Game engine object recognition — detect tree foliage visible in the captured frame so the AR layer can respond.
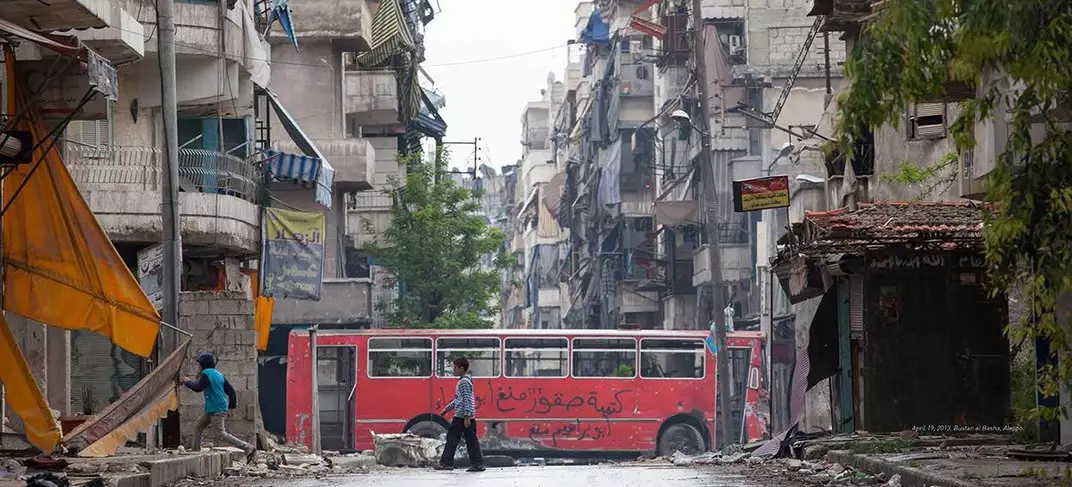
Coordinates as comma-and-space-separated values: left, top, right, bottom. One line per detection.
366, 150, 512, 329
835, 0, 1072, 408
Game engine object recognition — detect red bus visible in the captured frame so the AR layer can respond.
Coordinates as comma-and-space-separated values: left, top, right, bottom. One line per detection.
285, 329, 769, 455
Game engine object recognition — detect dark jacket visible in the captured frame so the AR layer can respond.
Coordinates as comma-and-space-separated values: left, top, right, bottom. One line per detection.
183, 352, 237, 410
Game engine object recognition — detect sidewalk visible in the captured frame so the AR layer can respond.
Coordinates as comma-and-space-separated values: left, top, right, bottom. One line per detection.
826, 446, 1071, 487
0, 449, 245, 487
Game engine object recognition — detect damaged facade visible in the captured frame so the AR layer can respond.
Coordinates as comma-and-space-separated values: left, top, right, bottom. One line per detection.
773, 202, 1009, 436
2, 0, 446, 456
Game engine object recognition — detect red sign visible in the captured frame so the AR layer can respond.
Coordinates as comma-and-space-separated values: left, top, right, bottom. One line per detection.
733, 175, 791, 212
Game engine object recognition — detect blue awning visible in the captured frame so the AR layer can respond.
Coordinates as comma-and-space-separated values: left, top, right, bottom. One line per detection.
263, 150, 320, 184
260, 85, 334, 209
258, 0, 299, 51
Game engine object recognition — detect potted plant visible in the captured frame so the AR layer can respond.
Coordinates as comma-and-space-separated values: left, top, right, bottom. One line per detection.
59, 386, 97, 435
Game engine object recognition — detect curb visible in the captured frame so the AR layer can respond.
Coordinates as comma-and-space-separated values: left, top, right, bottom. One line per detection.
111, 451, 242, 487
825, 450, 979, 487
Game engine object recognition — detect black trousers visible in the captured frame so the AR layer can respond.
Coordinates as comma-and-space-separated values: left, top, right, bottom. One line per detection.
440, 417, 484, 467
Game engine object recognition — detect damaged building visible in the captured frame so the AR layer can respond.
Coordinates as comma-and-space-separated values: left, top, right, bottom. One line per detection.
773, 202, 1010, 435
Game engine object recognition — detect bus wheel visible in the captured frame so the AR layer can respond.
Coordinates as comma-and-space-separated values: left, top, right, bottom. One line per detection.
407, 420, 447, 440
658, 423, 705, 457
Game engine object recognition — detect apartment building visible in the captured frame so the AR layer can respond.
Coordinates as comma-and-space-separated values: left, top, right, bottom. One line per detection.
0, 0, 294, 447
256, 0, 446, 445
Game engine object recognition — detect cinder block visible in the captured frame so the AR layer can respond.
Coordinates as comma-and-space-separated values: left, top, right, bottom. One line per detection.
237, 300, 255, 315
208, 300, 240, 316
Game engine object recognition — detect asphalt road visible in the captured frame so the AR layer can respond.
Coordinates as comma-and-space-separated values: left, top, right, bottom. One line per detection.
261, 464, 784, 487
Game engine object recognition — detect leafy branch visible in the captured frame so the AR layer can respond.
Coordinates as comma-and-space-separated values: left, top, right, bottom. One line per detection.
880, 152, 960, 201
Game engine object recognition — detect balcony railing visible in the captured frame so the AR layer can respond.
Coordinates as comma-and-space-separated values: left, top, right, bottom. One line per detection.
65, 145, 263, 203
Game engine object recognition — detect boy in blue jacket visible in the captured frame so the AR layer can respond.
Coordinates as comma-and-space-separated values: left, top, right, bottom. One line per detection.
182, 352, 256, 460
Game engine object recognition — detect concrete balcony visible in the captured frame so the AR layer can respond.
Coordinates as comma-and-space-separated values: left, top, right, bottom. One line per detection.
65, 145, 262, 254
123, 0, 244, 61
64, 7, 146, 65
265, 0, 373, 46
344, 69, 401, 127
276, 138, 375, 191
6, 0, 119, 31
271, 278, 372, 325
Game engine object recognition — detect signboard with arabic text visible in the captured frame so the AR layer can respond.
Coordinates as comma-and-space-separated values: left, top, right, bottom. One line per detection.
732, 175, 791, 212
261, 208, 325, 301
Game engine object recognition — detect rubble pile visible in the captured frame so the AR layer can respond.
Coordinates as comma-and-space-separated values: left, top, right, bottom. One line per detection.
658, 449, 913, 485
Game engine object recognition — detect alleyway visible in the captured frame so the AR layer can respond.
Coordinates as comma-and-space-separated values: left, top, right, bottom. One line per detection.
232, 465, 794, 487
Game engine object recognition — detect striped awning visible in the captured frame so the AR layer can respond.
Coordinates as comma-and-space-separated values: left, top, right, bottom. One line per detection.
356, 0, 414, 69
260, 85, 334, 209
263, 150, 321, 185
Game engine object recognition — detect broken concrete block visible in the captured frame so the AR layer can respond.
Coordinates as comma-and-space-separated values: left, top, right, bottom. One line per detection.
373, 433, 444, 468
282, 453, 323, 466
328, 454, 377, 470
886, 473, 903, 487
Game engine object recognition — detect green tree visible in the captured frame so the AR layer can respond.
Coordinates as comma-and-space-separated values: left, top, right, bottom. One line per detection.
366, 150, 512, 329
833, 0, 1072, 414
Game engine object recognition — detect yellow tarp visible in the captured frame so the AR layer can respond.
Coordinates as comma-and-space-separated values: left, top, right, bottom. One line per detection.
78, 387, 178, 458
255, 296, 274, 351
2, 47, 161, 358
0, 314, 62, 452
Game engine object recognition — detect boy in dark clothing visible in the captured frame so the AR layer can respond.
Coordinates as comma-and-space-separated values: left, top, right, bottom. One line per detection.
182, 352, 256, 461
436, 356, 485, 472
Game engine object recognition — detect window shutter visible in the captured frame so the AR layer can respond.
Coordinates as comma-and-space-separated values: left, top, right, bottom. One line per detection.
80, 121, 98, 147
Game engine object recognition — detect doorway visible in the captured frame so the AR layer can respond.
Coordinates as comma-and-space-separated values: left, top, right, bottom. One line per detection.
317, 346, 357, 451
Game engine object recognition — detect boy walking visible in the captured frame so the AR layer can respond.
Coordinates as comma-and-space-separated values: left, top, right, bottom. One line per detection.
182, 352, 256, 461
436, 356, 485, 472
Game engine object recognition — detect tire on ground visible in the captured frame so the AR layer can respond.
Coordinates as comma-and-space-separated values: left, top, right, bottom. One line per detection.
407, 420, 447, 440
657, 423, 705, 456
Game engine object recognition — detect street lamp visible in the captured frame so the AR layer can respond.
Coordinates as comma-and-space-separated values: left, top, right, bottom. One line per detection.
766, 141, 796, 175
671, 109, 706, 141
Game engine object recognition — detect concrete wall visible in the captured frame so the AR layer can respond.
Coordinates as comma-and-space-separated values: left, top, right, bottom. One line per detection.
270, 41, 344, 141
178, 292, 258, 448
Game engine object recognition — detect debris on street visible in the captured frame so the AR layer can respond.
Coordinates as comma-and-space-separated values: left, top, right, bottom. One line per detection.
372, 433, 444, 468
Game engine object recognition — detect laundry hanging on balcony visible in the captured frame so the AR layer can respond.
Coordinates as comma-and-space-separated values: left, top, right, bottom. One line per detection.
2, 47, 161, 359
259, 85, 335, 208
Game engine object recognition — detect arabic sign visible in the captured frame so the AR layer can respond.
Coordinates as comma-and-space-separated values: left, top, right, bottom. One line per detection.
19, 60, 109, 120
137, 244, 164, 311
261, 208, 325, 300
732, 175, 790, 212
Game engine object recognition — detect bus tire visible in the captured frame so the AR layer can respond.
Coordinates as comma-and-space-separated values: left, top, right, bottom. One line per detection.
657, 423, 705, 457
407, 420, 447, 440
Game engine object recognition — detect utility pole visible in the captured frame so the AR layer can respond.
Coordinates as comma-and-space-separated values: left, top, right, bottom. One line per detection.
690, 0, 733, 449
157, 0, 182, 347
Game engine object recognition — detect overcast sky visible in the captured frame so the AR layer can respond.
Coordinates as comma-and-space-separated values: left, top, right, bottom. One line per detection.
422, 0, 581, 172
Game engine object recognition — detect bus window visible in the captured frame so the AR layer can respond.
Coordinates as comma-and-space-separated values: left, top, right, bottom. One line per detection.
639, 339, 705, 379
504, 338, 568, 378
367, 337, 433, 378
572, 338, 636, 378
436, 337, 501, 378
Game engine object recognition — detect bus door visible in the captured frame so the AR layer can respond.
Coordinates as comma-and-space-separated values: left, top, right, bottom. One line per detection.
316, 345, 357, 451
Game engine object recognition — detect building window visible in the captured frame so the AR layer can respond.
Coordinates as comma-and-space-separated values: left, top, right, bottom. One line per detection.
367, 338, 433, 378
504, 338, 568, 378
572, 338, 637, 378
907, 103, 948, 140
435, 337, 501, 378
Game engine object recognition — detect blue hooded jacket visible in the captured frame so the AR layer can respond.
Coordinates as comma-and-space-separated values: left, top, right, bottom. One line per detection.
183, 352, 237, 414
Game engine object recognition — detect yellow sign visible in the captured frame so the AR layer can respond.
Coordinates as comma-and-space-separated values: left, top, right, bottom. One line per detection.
733, 176, 791, 212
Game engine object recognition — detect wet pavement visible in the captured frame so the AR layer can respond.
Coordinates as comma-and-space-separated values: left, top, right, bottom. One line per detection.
258, 464, 782, 486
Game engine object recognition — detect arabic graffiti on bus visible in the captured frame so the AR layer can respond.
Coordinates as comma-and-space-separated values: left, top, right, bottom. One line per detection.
494, 386, 632, 418
435, 387, 487, 411
527, 419, 611, 447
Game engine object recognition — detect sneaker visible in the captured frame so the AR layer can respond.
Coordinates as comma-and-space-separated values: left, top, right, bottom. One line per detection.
434, 464, 454, 471
466, 465, 486, 472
